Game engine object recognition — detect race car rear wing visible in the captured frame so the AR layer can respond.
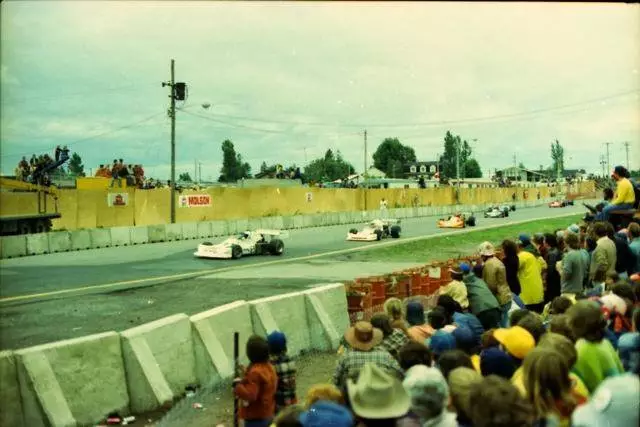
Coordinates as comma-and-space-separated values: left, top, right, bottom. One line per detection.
256, 229, 290, 239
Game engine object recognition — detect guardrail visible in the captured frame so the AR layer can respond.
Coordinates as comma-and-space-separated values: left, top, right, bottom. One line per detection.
0, 199, 554, 259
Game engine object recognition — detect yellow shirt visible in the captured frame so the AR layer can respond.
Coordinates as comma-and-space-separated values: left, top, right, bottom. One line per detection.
512, 367, 589, 400
471, 354, 481, 373
612, 177, 635, 205
517, 251, 544, 305
438, 280, 469, 309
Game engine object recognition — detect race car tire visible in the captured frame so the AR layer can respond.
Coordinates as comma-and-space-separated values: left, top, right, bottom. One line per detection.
269, 239, 285, 255
511, 205, 516, 211
390, 225, 401, 238
231, 244, 243, 259
503, 209, 509, 217
201, 242, 214, 246
349, 228, 358, 234
374, 229, 383, 241
466, 216, 477, 227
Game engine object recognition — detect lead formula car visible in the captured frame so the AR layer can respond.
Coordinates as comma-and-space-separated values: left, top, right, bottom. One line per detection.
347, 219, 401, 241
549, 199, 574, 208
194, 229, 288, 259
437, 213, 476, 228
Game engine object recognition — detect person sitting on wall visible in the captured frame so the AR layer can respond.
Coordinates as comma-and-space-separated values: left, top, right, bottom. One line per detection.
600, 166, 636, 221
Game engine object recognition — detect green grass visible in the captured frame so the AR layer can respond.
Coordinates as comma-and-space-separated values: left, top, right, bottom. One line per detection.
330, 214, 584, 263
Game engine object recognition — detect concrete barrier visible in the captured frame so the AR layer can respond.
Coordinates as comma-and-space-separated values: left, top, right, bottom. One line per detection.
304, 284, 350, 352
248, 218, 262, 232
120, 314, 196, 414
293, 216, 304, 229
15, 332, 129, 427
182, 222, 198, 240
190, 301, 253, 385
26, 233, 49, 256
225, 220, 238, 235
70, 229, 91, 250
1, 235, 27, 258
110, 226, 132, 246
197, 221, 212, 239
212, 220, 228, 236
1, 351, 23, 427
270, 216, 285, 230
130, 226, 149, 245
89, 228, 112, 248
147, 225, 166, 243
47, 231, 71, 253
165, 223, 183, 241
281, 216, 294, 229
235, 219, 248, 234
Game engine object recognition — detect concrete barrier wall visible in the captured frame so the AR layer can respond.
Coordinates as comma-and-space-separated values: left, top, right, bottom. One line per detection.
6, 284, 349, 427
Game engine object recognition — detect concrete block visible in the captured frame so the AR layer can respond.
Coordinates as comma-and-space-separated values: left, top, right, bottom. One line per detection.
110, 226, 132, 246
15, 332, 128, 427
89, 228, 112, 248
225, 220, 237, 235
70, 229, 91, 250
270, 216, 285, 230
121, 314, 195, 414
26, 233, 49, 256
1, 351, 23, 427
182, 222, 198, 240
248, 218, 262, 231
190, 301, 253, 386
47, 231, 71, 253
197, 221, 212, 238
328, 212, 340, 225
147, 225, 166, 243
281, 216, 294, 229
292, 216, 304, 229
339, 212, 351, 225
250, 291, 309, 356
211, 221, 227, 237
1, 235, 27, 258
304, 284, 350, 352
130, 226, 149, 245
235, 218, 249, 233
165, 223, 183, 241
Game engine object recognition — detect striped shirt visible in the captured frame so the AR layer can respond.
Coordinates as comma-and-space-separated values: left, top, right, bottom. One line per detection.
333, 348, 404, 388
270, 354, 297, 412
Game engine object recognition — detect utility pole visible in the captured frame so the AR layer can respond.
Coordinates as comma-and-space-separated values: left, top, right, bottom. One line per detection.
162, 59, 177, 223
599, 155, 606, 178
363, 129, 368, 210
623, 141, 630, 170
455, 139, 460, 182
604, 142, 612, 175
198, 163, 202, 184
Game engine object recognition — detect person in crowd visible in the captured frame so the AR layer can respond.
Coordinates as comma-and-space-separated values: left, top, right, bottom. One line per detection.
271, 404, 303, 427
303, 384, 344, 408
628, 223, 640, 274
522, 348, 587, 426
617, 308, 639, 374
493, 326, 536, 393
479, 346, 516, 379
478, 241, 513, 327
298, 400, 353, 427
452, 326, 477, 359
398, 341, 433, 372
600, 166, 636, 221
447, 367, 482, 427
437, 266, 469, 310
402, 365, 458, 427
462, 261, 502, 330
346, 363, 413, 427
516, 237, 546, 313
543, 233, 562, 303
427, 306, 456, 333
533, 233, 547, 260
518, 234, 540, 257
426, 330, 457, 361
571, 374, 639, 427
612, 229, 636, 279
558, 232, 587, 299
405, 301, 434, 343
548, 295, 573, 318
371, 313, 410, 361
268, 331, 297, 414
333, 321, 403, 389
537, 332, 590, 398
437, 295, 484, 346
517, 313, 546, 344
384, 298, 409, 335
589, 222, 617, 282
509, 308, 531, 327
233, 335, 278, 427
110, 159, 121, 187
436, 350, 474, 379
469, 375, 535, 427
548, 314, 576, 342
501, 239, 522, 295
480, 328, 500, 349
566, 300, 624, 392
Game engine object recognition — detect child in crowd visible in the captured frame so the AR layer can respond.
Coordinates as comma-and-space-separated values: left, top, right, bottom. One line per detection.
304, 383, 344, 408
234, 335, 278, 427
383, 297, 409, 335
268, 331, 297, 414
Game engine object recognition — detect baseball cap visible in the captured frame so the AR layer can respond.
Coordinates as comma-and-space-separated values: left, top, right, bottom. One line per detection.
517, 234, 531, 246
571, 374, 639, 427
427, 330, 457, 356
459, 262, 471, 274
267, 331, 287, 354
477, 241, 495, 257
299, 400, 354, 427
480, 347, 516, 379
402, 365, 449, 420
493, 326, 535, 360
567, 224, 580, 234
452, 326, 475, 352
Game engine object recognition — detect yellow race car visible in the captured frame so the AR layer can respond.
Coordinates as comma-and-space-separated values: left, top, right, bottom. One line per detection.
437, 213, 476, 228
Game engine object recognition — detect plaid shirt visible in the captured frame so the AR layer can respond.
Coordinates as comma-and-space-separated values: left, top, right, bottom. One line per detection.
333, 348, 404, 389
270, 354, 297, 412
379, 329, 410, 359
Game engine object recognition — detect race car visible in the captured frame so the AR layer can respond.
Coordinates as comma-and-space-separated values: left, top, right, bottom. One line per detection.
194, 229, 288, 259
484, 205, 511, 218
549, 199, 574, 208
437, 213, 476, 228
347, 219, 401, 241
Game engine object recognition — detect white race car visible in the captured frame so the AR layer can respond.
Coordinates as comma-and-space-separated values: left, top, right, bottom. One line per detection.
484, 205, 511, 218
347, 219, 401, 241
194, 229, 288, 259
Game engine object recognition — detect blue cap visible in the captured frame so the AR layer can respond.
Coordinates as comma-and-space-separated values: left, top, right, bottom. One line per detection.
267, 331, 287, 354
480, 347, 516, 379
452, 326, 475, 351
406, 301, 425, 326
518, 234, 531, 246
300, 400, 354, 427
459, 262, 471, 274
427, 330, 456, 356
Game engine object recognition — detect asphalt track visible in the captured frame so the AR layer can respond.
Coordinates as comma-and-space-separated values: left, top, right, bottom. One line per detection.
0, 203, 588, 304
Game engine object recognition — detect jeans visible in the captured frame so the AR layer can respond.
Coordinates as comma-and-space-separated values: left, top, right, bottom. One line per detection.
601, 202, 634, 221
499, 302, 511, 327
244, 419, 272, 427
110, 177, 121, 187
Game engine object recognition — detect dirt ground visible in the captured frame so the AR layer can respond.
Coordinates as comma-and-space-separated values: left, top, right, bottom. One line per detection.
156, 351, 339, 427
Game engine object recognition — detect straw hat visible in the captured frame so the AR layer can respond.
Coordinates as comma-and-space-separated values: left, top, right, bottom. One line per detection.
347, 363, 411, 419
344, 321, 383, 351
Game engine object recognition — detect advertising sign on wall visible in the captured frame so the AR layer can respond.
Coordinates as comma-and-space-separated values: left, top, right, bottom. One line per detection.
306, 192, 313, 202
179, 194, 212, 208
107, 193, 129, 207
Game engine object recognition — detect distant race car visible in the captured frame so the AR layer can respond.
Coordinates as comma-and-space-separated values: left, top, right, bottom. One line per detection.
438, 213, 476, 228
484, 205, 511, 218
194, 229, 288, 259
549, 199, 574, 208
347, 219, 401, 241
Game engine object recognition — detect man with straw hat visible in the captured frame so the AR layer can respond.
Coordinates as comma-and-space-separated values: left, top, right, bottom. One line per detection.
333, 321, 403, 389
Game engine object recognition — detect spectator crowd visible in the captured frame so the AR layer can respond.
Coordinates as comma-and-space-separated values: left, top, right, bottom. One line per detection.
228, 216, 639, 427
94, 159, 145, 188
15, 146, 70, 185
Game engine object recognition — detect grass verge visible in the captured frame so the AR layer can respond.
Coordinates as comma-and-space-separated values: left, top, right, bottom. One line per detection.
329, 214, 584, 263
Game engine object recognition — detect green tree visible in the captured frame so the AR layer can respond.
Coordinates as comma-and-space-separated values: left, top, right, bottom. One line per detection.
439, 131, 476, 180
550, 140, 564, 178
518, 162, 526, 169
260, 161, 268, 173
178, 172, 192, 182
303, 149, 355, 183
67, 152, 85, 177
219, 139, 251, 182
372, 138, 417, 178
463, 159, 482, 178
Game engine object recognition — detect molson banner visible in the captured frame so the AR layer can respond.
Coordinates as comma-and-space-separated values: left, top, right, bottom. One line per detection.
179, 194, 212, 208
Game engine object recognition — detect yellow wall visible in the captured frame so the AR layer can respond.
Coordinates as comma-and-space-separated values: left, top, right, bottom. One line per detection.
76, 177, 129, 190
0, 181, 596, 231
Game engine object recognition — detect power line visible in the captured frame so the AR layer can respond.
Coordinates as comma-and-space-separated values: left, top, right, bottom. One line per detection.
1, 84, 139, 105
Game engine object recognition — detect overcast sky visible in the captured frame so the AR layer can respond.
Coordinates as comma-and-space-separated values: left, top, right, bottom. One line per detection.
1, 1, 639, 180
